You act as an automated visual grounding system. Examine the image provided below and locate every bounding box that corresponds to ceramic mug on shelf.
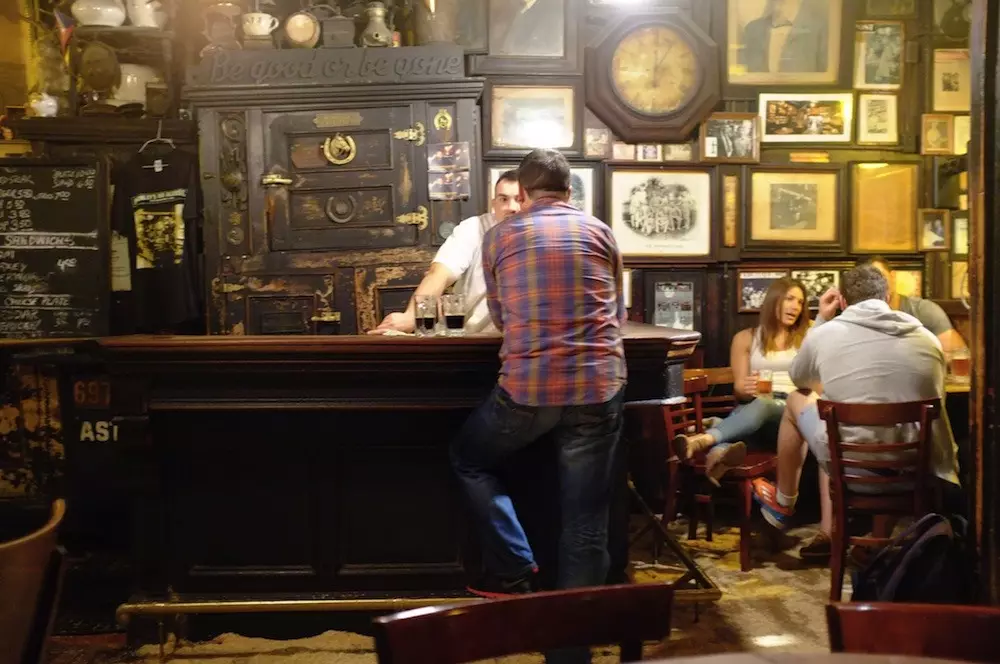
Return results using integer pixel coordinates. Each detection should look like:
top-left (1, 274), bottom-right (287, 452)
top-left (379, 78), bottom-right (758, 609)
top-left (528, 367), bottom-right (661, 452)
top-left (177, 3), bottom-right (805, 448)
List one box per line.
top-left (242, 12), bottom-right (279, 36)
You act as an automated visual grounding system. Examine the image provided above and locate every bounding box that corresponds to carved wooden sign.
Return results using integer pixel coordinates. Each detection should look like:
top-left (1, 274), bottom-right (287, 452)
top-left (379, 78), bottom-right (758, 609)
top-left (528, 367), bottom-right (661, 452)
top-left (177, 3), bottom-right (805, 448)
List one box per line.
top-left (188, 46), bottom-right (466, 87)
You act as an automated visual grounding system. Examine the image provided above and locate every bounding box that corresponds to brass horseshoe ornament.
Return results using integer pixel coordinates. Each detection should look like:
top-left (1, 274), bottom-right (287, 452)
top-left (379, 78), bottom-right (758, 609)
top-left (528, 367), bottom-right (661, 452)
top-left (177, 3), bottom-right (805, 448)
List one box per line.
top-left (322, 133), bottom-right (357, 165)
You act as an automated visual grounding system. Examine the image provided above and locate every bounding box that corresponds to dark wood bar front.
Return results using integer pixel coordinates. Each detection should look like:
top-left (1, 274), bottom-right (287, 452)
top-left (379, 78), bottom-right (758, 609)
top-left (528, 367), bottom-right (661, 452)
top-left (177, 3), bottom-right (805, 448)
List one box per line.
top-left (11, 323), bottom-right (698, 619)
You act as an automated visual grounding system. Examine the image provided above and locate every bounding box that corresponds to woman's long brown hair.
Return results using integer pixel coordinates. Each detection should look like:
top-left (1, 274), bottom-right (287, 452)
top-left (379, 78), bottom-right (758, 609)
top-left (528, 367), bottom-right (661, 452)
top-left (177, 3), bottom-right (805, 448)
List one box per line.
top-left (757, 277), bottom-right (810, 354)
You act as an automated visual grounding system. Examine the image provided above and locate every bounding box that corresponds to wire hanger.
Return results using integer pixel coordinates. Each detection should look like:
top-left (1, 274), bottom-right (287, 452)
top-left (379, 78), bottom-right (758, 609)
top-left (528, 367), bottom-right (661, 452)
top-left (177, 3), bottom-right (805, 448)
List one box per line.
top-left (140, 120), bottom-right (174, 170)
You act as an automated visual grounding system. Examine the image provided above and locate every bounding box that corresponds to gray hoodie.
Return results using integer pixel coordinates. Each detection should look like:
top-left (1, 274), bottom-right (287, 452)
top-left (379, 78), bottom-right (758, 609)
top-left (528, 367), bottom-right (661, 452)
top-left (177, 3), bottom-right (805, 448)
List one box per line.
top-left (790, 299), bottom-right (959, 484)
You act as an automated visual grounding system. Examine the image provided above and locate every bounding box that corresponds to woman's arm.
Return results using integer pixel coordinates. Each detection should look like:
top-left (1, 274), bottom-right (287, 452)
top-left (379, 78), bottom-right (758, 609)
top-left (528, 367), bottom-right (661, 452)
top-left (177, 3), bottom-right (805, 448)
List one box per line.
top-left (730, 328), bottom-right (757, 401)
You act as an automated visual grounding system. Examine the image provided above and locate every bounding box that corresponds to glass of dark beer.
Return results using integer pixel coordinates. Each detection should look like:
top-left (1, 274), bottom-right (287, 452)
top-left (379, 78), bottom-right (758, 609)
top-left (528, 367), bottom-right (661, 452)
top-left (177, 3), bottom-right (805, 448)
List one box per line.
top-left (441, 293), bottom-right (466, 336)
top-left (414, 295), bottom-right (438, 337)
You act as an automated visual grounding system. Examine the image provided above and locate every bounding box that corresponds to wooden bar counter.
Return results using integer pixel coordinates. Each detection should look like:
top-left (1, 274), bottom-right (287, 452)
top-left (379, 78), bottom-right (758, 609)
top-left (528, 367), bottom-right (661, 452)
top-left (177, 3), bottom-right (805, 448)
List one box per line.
top-left (4, 323), bottom-right (701, 621)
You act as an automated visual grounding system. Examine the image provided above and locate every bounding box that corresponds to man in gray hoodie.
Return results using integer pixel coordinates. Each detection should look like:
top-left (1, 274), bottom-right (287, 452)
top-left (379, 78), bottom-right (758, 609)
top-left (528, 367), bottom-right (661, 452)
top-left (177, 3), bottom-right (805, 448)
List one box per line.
top-left (752, 264), bottom-right (960, 529)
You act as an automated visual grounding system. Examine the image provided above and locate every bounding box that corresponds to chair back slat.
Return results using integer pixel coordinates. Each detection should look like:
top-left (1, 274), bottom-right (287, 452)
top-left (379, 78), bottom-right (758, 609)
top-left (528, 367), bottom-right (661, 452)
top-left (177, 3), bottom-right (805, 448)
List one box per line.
top-left (839, 457), bottom-right (918, 470)
top-left (373, 583), bottom-right (674, 664)
top-left (828, 602), bottom-right (1000, 662)
top-left (839, 441), bottom-right (919, 454)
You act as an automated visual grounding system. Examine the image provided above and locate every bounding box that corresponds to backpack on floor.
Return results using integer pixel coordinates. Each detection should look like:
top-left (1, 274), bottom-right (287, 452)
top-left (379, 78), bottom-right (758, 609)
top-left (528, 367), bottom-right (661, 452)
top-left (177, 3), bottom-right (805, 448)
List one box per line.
top-left (850, 513), bottom-right (976, 604)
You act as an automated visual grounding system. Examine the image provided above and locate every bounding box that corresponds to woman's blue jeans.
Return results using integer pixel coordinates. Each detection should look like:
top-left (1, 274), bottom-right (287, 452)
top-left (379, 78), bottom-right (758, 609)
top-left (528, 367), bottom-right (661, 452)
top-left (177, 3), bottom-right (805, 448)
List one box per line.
top-left (707, 396), bottom-right (786, 448)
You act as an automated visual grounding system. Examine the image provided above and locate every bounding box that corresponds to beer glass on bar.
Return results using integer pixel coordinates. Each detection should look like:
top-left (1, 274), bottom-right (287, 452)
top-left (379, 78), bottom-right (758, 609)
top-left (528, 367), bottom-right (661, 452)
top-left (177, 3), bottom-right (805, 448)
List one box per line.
top-left (949, 348), bottom-right (971, 385)
top-left (441, 293), bottom-right (466, 336)
top-left (757, 369), bottom-right (773, 396)
top-left (414, 295), bottom-right (438, 337)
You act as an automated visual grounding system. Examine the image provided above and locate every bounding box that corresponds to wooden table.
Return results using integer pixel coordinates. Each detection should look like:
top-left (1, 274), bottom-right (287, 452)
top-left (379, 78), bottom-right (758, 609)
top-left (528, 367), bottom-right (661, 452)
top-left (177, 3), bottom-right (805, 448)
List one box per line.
top-left (649, 654), bottom-right (971, 664)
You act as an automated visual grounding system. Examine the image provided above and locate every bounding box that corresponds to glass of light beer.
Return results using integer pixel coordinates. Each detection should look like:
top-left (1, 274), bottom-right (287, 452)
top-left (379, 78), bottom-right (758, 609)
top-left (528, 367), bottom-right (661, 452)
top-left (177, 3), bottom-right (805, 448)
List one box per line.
top-left (949, 348), bottom-right (971, 384)
top-left (757, 369), bottom-right (773, 396)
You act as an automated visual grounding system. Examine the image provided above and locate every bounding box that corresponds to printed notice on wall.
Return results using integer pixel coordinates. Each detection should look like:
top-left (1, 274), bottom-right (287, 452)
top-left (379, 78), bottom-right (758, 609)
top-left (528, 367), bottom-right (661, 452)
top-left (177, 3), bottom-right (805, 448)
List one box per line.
top-left (111, 231), bottom-right (132, 292)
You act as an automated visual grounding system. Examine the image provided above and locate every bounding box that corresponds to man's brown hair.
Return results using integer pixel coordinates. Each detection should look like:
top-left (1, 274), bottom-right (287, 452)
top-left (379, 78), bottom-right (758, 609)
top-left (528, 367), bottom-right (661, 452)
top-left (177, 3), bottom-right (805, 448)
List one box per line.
top-left (841, 264), bottom-right (890, 305)
top-left (517, 149), bottom-right (571, 197)
top-left (494, 169), bottom-right (519, 195)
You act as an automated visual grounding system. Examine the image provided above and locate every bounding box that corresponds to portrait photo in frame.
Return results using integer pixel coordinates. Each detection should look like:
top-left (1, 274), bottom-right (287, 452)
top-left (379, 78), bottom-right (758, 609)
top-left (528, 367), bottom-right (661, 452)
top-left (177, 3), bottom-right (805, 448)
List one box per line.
top-left (759, 93), bottom-right (854, 143)
top-left (608, 168), bottom-right (712, 258)
top-left (738, 270), bottom-right (789, 313)
top-left (851, 162), bottom-right (918, 253)
top-left (921, 113), bottom-right (955, 154)
top-left (645, 271), bottom-right (704, 331)
top-left (857, 93), bottom-right (899, 145)
top-left (487, 83), bottom-right (577, 154)
top-left (747, 167), bottom-right (843, 250)
top-left (854, 21), bottom-right (904, 90)
top-left (700, 112), bottom-right (760, 164)
top-left (918, 208), bottom-right (950, 251)
top-left (726, 0), bottom-right (842, 85)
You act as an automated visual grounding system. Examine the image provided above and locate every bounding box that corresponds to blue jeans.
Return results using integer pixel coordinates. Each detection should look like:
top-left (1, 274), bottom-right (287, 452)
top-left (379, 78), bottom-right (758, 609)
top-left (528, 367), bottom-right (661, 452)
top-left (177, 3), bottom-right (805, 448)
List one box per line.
top-left (707, 396), bottom-right (786, 447)
top-left (451, 385), bottom-right (625, 589)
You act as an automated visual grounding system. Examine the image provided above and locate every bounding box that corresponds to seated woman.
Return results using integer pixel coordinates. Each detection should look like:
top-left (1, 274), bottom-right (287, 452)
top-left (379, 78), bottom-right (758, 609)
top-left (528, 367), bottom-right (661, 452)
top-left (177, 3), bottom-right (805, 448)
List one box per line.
top-left (674, 277), bottom-right (810, 485)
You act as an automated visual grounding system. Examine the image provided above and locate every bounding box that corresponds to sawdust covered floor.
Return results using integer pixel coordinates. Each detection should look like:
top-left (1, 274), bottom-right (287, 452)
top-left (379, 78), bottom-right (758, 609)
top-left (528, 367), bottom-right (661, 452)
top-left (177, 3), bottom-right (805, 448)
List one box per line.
top-left (45, 516), bottom-right (839, 664)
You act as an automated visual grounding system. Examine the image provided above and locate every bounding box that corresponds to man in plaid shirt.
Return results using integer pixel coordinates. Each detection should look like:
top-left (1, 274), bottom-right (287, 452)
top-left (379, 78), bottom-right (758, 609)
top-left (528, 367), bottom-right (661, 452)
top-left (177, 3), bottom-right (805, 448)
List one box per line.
top-left (451, 149), bottom-right (627, 611)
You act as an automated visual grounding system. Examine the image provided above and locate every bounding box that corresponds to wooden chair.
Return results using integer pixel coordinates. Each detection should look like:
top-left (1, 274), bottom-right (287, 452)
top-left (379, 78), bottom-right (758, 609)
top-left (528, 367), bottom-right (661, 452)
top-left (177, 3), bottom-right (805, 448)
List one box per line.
top-left (676, 368), bottom-right (777, 572)
top-left (372, 582), bottom-right (674, 663)
top-left (827, 602), bottom-right (1000, 662)
top-left (0, 499), bottom-right (66, 664)
top-left (818, 399), bottom-right (941, 601)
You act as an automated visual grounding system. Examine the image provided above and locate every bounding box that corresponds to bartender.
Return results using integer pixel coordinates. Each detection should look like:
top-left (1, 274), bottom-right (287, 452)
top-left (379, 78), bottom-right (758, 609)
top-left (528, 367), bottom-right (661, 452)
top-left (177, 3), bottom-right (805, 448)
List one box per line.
top-left (369, 170), bottom-right (521, 335)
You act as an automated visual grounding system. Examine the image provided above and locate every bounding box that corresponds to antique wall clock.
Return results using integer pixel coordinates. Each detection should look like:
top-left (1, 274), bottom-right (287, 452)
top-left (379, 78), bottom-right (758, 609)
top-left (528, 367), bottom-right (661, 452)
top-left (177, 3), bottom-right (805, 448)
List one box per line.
top-left (586, 10), bottom-right (720, 143)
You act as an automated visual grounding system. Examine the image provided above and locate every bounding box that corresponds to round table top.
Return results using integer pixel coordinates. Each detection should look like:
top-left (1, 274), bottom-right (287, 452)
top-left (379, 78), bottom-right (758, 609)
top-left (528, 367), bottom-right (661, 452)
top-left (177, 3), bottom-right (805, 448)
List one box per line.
top-left (647, 655), bottom-right (971, 664)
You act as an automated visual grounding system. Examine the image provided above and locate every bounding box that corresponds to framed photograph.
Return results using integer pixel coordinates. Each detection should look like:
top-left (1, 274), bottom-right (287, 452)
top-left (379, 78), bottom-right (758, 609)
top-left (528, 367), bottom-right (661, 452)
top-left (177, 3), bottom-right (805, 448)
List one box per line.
top-left (738, 270), bottom-right (789, 313)
top-left (473, 0), bottom-right (580, 74)
top-left (622, 268), bottom-right (632, 309)
top-left (854, 22), bottom-right (904, 90)
top-left (759, 93), bottom-right (854, 143)
top-left (857, 94), bottom-right (899, 145)
top-left (645, 271), bottom-right (704, 331)
top-left (918, 209), bottom-right (951, 251)
top-left (608, 168), bottom-right (713, 259)
top-left (791, 269), bottom-right (841, 309)
top-left (486, 80), bottom-right (579, 156)
top-left (951, 210), bottom-right (969, 258)
top-left (723, 174), bottom-right (739, 248)
top-left (933, 49), bottom-right (971, 112)
top-left (636, 144), bottom-right (663, 162)
top-left (429, 171), bottom-right (471, 201)
top-left (851, 162), bottom-right (918, 253)
top-left (933, 0), bottom-right (971, 41)
top-left (612, 142), bottom-right (635, 161)
top-left (584, 128), bottom-right (612, 159)
top-left (747, 166), bottom-right (843, 250)
top-left (953, 115), bottom-right (970, 155)
top-left (921, 114), bottom-right (955, 155)
top-left (726, 0), bottom-right (842, 86)
top-left (454, 0), bottom-right (488, 53)
top-left (892, 269), bottom-right (923, 298)
top-left (700, 112), bottom-right (760, 164)
top-left (487, 163), bottom-right (598, 217)
top-left (865, 0), bottom-right (916, 18)
top-left (951, 261), bottom-right (969, 299)
top-left (427, 142), bottom-right (471, 173)
top-left (662, 143), bottom-right (696, 162)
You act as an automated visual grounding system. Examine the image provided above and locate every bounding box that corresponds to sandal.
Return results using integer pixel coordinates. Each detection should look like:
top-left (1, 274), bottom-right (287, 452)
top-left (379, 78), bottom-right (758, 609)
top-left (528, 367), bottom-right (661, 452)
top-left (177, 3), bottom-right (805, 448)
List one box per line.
top-left (704, 442), bottom-right (747, 487)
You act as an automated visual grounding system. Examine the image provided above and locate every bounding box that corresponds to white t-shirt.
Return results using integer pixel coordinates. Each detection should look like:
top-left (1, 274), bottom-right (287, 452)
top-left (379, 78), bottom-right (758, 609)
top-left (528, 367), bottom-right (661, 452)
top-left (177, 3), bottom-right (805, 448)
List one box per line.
top-left (432, 213), bottom-right (499, 334)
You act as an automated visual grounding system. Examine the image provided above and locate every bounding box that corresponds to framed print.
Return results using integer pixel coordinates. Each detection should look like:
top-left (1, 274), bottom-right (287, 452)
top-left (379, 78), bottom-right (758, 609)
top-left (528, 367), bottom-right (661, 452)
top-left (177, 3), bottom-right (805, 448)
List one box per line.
top-left (473, 0), bottom-right (581, 74)
top-left (857, 94), bottom-right (899, 145)
top-left (854, 22), bottom-right (904, 90)
top-left (723, 174), bottom-right (739, 248)
top-left (865, 0), bottom-right (916, 18)
top-left (486, 81), bottom-right (579, 156)
top-left (608, 168), bottom-right (712, 259)
top-left (951, 261), bottom-right (969, 299)
top-left (759, 93), bottom-right (854, 143)
top-left (953, 115), bottom-right (970, 155)
top-left (645, 271), bottom-right (703, 331)
top-left (622, 268), bottom-right (632, 308)
top-left (738, 270), bottom-right (789, 312)
top-left (893, 269), bottom-right (923, 298)
top-left (454, 1), bottom-right (488, 53)
top-left (700, 112), bottom-right (760, 164)
top-left (951, 210), bottom-right (969, 258)
top-left (791, 269), bottom-right (841, 309)
top-left (852, 162), bottom-right (918, 253)
top-left (921, 113), bottom-right (955, 155)
top-left (933, 49), bottom-right (971, 112)
top-left (612, 142), bottom-right (635, 161)
top-left (584, 128), bottom-right (612, 159)
top-left (726, 0), bottom-right (842, 85)
top-left (934, 0), bottom-right (971, 41)
top-left (487, 164), bottom-right (598, 217)
top-left (747, 166), bottom-right (843, 250)
top-left (662, 143), bottom-right (696, 162)
top-left (918, 209), bottom-right (951, 251)
top-left (636, 144), bottom-right (663, 162)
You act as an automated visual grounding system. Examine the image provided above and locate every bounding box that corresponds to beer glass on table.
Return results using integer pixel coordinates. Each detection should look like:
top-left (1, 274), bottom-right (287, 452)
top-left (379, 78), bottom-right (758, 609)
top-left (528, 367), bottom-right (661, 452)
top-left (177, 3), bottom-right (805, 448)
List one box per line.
top-left (441, 293), bottom-right (466, 337)
top-left (949, 348), bottom-right (971, 385)
top-left (757, 369), bottom-right (773, 396)
top-left (414, 295), bottom-right (438, 337)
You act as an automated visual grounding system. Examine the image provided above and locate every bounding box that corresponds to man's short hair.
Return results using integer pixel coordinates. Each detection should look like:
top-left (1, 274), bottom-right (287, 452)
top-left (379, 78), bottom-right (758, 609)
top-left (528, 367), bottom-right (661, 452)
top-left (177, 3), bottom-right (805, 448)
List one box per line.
top-left (841, 264), bottom-right (890, 306)
top-left (494, 169), bottom-right (518, 196)
top-left (855, 255), bottom-right (890, 271)
top-left (517, 149), bottom-right (571, 196)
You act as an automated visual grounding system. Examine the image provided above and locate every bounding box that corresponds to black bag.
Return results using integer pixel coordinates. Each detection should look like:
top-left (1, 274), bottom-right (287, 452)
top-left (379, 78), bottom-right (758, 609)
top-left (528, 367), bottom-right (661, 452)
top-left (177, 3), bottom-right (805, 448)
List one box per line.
top-left (850, 513), bottom-right (976, 604)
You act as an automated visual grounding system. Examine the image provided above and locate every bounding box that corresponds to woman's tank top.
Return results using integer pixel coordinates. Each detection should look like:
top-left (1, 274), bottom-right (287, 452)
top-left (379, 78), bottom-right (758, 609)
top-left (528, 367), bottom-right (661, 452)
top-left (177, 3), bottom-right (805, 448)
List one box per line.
top-left (749, 329), bottom-right (798, 396)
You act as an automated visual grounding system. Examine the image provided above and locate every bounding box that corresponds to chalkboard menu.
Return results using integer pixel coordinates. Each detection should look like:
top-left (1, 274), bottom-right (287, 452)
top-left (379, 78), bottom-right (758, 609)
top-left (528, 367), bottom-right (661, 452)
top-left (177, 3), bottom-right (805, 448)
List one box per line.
top-left (0, 160), bottom-right (108, 338)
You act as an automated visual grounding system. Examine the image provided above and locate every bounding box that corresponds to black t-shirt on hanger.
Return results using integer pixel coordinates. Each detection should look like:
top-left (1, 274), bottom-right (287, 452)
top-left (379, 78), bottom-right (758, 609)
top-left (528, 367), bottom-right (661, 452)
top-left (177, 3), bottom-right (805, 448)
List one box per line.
top-left (111, 149), bottom-right (201, 333)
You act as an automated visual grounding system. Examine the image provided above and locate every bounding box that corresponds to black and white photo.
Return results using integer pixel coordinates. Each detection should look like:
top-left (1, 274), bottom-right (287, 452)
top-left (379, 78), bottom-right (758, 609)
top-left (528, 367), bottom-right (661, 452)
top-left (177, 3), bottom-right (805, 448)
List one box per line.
top-left (921, 113), bottom-right (954, 154)
top-left (934, 0), bottom-right (971, 40)
top-left (854, 21), bottom-right (904, 90)
top-left (759, 93), bottom-right (854, 143)
top-left (653, 281), bottom-right (695, 331)
top-left (701, 112), bottom-right (759, 163)
top-left (918, 208), bottom-right (950, 251)
top-left (933, 49), bottom-right (971, 112)
top-left (858, 94), bottom-right (899, 145)
top-left (738, 271), bottom-right (788, 312)
top-left (770, 183), bottom-right (818, 230)
top-left (609, 169), bottom-right (712, 257)
top-left (749, 168), bottom-right (841, 248)
top-left (791, 269), bottom-right (840, 309)
top-left (637, 144), bottom-right (662, 162)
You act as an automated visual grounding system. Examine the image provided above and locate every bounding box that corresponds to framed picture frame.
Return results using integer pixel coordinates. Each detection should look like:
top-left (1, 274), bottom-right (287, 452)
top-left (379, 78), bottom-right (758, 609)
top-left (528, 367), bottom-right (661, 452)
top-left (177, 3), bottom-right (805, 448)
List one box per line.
top-left (644, 271), bottom-right (704, 331)
top-left (484, 78), bottom-right (582, 157)
top-left (853, 21), bottom-right (904, 90)
top-left (636, 144), bottom-right (663, 162)
top-left (951, 210), bottom-right (969, 259)
top-left (921, 114), bottom-right (955, 155)
top-left (954, 115), bottom-right (970, 155)
top-left (700, 112), bottom-right (760, 164)
top-left (662, 143), bottom-right (698, 162)
top-left (851, 162), bottom-right (919, 253)
top-left (612, 142), bottom-right (635, 161)
top-left (933, 0), bottom-right (972, 44)
top-left (470, 0), bottom-right (582, 75)
top-left (864, 0), bottom-right (917, 18)
top-left (951, 261), bottom-right (969, 300)
top-left (607, 166), bottom-right (713, 260)
top-left (453, 0), bottom-right (489, 54)
top-left (584, 127), bottom-right (612, 159)
top-left (725, 0), bottom-right (844, 87)
top-left (790, 269), bottom-right (841, 309)
top-left (486, 162), bottom-right (600, 217)
top-left (918, 208), bottom-right (951, 251)
top-left (857, 94), bottom-right (899, 145)
top-left (759, 93), bottom-right (855, 143)
top-left (933, 49), bottom-right (971, 112)
top-left (892, 269), bottom-right (923, 298)
top-left (746, 165), bottom-right (845, 252)
top-left (737, 270), bottom-right (789, 313)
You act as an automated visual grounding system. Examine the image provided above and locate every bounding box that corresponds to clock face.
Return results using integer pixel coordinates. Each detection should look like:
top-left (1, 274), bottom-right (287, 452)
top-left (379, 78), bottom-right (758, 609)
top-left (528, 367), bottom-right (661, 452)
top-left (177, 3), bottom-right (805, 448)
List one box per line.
top-left (611, 25), bottom-right (700, 116)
